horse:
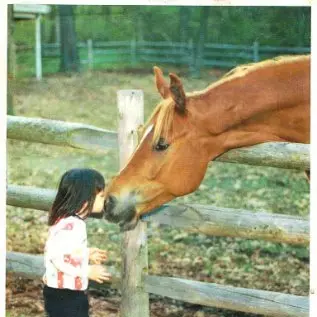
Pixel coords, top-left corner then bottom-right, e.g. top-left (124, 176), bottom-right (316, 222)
top-left (104, 55), bottom-right (310, 231)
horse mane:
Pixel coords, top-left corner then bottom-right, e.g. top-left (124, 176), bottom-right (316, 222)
top-left (141, 55), bottom-right (309, 146)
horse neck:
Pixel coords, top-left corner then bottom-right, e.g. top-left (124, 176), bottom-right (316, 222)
top-left (190, 58), bottom-right (310, 136)
top-left (188, 58), bottom-right (310, 157)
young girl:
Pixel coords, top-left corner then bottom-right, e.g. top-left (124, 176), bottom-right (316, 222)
top-left (43, 168), bottom-right (111, 317)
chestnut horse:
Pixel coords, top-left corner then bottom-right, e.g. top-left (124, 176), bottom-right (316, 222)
top-left (104, 55), bottom-right (310, 231)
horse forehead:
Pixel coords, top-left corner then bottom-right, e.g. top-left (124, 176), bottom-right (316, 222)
top-left (140, 124), bottom-right (154, 144)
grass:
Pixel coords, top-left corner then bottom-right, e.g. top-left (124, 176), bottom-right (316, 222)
top-left (6, 67), bottom-right (310, 316)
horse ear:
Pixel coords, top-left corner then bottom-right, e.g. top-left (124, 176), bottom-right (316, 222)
top-left (169, 73), bottom-right (186, 114)
top-left (153, 66), bottom-right (170, 99)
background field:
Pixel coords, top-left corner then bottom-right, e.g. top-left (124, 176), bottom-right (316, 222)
top-left (6, 67), bottom-right (309, 317)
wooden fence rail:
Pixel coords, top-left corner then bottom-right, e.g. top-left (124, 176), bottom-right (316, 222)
top-left (7, 185), bottom-right (55, 212)
top-left (216, 142), bottom-right (309, 170)
top-left (15, 40), bottom-right (310, 79)
top-left (7, 116), bottom-right (310, 170)
top-left (6, 252), bottom-right (309, 317)
top-left (145, 275), bottom-right (309, 317)
top-left (7, 185), bottom-right (309, 245)
top-left (6, 252), bottom-right (121, 289)
top-left (39, 40), bottom-right (310, 66)
top-left (7, 115), bottom-right (117, 151)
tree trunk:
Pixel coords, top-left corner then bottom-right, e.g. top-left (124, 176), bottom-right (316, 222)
top-left (134, 7), bottom-right (144, 42)
top-left (58, 5), bottom-right (80, 73)
top-left (193, 7), bottom-right (210, 78)
top-left (179, 7), bottom-right (190, 43)
top-left (7, 4), bottom-right (15, 115)
top-left (102, 6), bottom-right (111, 18)
top-left (47, 6), bottom-right (58, 44)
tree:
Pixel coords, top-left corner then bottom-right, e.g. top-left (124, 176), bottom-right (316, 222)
top-left (58, 5), bottom-right (80, 73)
top-left (135, 7), bottom-right (144, 42)
top-left (46, 6), bottom-right (60, 44)
top-left (193, 7), bottom-right (210, 77)
top-left (179, 6), bottom-right (191, 43)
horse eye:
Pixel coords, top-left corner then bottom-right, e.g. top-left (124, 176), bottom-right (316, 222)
top-left (154, 138), bottom-right (169, 152)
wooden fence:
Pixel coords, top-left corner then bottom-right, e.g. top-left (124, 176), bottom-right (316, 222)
top-left (16, 40), bottom-right (310, 78)
top-left (41, 40), bottom-right (311, 68)
top-left (6, 92), bottom-right (310, 316)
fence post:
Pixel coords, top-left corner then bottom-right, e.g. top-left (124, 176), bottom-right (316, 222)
top-left (117, 90), bottom-right (149, 317)
top-left (130, 39), bottom-right (137, 66)
top-left (7, 5), bottom-right (15, 115)
top-left (55, 15), bottom-right (60, 44)
top-left (87, 39), bottom-right (93, 70)
top-left (253, 41), bottom-right (259, 62)
top-left (35, 14), bottom-right (42, 80)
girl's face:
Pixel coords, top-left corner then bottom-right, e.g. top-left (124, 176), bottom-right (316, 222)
top-left (92, 190), bottom-right (106, 213)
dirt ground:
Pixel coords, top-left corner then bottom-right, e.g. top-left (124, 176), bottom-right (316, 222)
top-left (6, 274), bottom-right (264, 317)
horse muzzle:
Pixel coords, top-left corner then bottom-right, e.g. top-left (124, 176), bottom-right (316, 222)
top-left (103, 194), bottom-right (139, 231)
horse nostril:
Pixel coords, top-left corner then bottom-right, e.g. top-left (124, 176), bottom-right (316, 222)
top-left (105, 195), bottom-right (117, 211)
top-left (104, 195), bottom-right (120, 222)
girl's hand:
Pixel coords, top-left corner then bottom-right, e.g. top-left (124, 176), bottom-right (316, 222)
top-left (88, 265), bottom-right (111, 283)
top-left (89, 248), bottom-right (107, 264)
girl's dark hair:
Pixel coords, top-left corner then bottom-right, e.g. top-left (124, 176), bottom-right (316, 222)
top-left (48, 168), bottom-right (105, 226)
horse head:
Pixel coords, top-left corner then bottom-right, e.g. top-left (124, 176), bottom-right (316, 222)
top-left (104, 67), bottom-right (216, 231)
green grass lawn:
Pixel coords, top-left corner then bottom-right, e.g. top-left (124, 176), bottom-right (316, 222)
top-left (6, 67), bottom-right (310, 316)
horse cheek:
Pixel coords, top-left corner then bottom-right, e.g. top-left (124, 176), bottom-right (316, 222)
top-left (164, 151), bottom-right (208, 196)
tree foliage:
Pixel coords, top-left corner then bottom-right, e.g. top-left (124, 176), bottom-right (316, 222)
top-left (14, 6), bottom-right (311, 47)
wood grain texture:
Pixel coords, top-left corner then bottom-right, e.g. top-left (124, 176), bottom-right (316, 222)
top-left (145, 275), bottom-right (309, 317)
top-left (143, 204), bottom-right (309, 245)
top-left (117, 90), bottom-right (149, 317)
top-left (7, 115), bottom-right (117, 151)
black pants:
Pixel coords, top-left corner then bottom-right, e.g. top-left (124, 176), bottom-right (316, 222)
top-left (43, 285), bottom-right (89, 317)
